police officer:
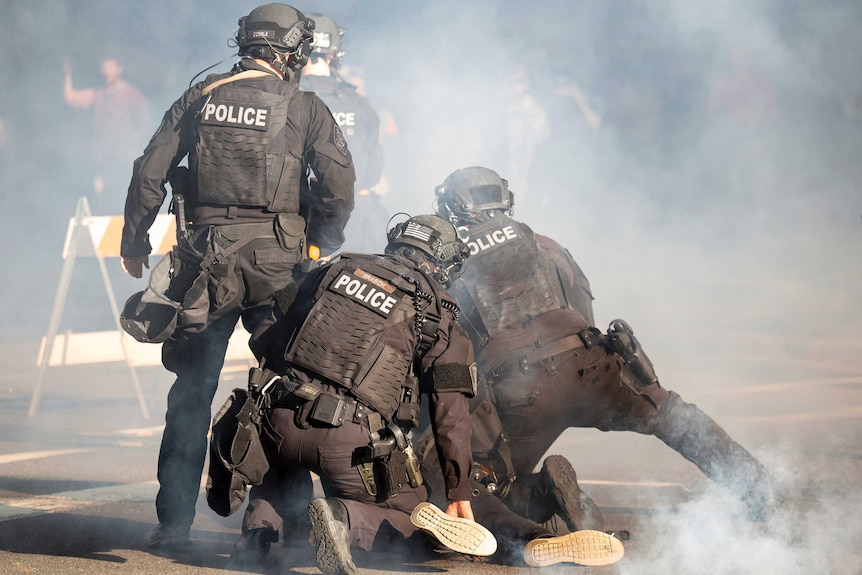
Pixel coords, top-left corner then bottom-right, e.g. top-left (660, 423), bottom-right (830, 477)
top-left (300, 13), bottom-right (388, 253)
top-left (433, 166), bottom-right (777, 521)
top-left (235, 215), bottom-right (485, 575)
top-left (119, 3), bottom-right (355, 549)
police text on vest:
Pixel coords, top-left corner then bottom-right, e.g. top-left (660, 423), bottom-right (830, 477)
top-left (467, 225), bottom-right (518, 255)
top-left (200, 102), bottom-right (271, 132)
top-left (331, 272), bottom-right (398, 316)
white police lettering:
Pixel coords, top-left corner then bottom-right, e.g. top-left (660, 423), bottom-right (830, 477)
top-left (201, 102), bottom-right (270, 131)
top-left (467, 225), bottom-right (518, 255)
top-left (332, 112), bottom-right (356, 127)
top-left (331, 272), bottom-right (398, 315)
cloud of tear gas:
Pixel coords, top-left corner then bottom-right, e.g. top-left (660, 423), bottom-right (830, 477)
top-left (613, 440), bottom-right (862, 575)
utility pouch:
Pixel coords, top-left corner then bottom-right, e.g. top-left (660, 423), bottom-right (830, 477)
top-left (206, 388), bottom-right (269, 517)
top-left (274, 212), bottom-right (306, 262)
top-left (308, 393), bottom-right (347, 427)
top-left (395, 373), bottom-right (420, 428)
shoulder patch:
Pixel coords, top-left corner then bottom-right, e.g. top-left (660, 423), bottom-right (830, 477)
top-left (332, 124), bottom-right (348, 156)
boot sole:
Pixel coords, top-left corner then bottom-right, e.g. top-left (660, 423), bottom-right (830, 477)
top-left (543, 454), bottom-right (599, 531)
top-left (524, 529), bottom-right (624, 567)
top-left (308, 499), bottom-right (356, 575)
top-left (410, 501), bottom-right (497, 556)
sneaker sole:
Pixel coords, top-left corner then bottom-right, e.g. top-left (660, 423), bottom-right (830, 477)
top-left (308, 499), bottom-right (356, 575)
top-left (524, 530), bottom-right (624, 567)
top-left (410, 501), bottom-right (497, 556)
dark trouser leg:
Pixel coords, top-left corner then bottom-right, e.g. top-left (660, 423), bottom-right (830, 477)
top-left (156, 311), bottom-right (238, 529)
top-left (543, 346), bottom-right (775, 518)
top-left (651, 396), bottom-right (775, 518)
top-left (243, 464), bottom-right (314, 539)
top-left (265, 408), bottom-right (430, 554)
top-left (503, 460), bottom-right (604, 534)
top-left (471, 489), bottom-right (547, 565)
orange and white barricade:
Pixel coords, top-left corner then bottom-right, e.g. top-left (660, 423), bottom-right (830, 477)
top-left (31, 197), bottom-right (257, 419)
top-left (30, 197), bottom-right (179, 418)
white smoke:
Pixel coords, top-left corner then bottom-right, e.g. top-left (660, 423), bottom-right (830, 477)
top-left (613, 440), bottom-right (862, 575)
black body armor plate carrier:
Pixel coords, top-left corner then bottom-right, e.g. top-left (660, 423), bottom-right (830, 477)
top-left (285, 255), bottom-right (422, 421)
top-left (194, 80), bottom-right (302, 213)
top-left (450, 219), bottom-right (567, 348)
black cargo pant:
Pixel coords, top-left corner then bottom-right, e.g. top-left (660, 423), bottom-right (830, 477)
top-left (155, 223), bottom-right (302, 531)
top-left (491, 344), bottom-right (774, 513)
top-left (246, 407), bottom-right (431, 553)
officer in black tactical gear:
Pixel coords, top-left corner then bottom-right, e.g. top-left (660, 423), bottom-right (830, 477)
top-left (119, 3), bottom-right (355, 549)
top-left (300, 12), bottom-right (388, 253)
top-left (433, 166), bottom-right (777, 522)
top-left (231, 214), bottom-right (487, 575)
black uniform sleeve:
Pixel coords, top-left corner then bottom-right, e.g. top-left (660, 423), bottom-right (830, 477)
top-left (301, 93), bottom-right (356, 256)
top-left (420, 292), bottom-right (475, 502)
top-left (537, 233), bottom-right (596, 326)
top-left (121, 82), bottom-right (204, 258)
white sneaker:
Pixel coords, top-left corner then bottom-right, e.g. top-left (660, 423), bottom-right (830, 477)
top-left (410, 501), bottom-right (497, 556)
top-left (524, 530), bottom-right (625, 567)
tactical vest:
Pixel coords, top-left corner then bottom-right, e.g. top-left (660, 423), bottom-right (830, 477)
top-left (284, 254), bottom-right (433, 421)
top-left (301, 76), bottom-right (362, 134)
top-left (192, 79), bottom-right (302, 213)
top-left (449, 218), bottom-right (568, 350)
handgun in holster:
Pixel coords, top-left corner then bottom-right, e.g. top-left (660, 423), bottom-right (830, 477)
top-left (364, 423), bottom-right (423, 499)
top-left (606, 319), bottom-right (659, 388)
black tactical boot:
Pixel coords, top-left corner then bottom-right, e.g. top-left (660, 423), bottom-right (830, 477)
top-left (538, 455), bottom-right (605, 532)
top-left (308, 498), bottom-right (355, 575)
top-left (147, 523), bottom-right (191, 551)
top-left (231, 527), bottom-right (278, 566)
top-left (653, 399), bottom-right (778, 520)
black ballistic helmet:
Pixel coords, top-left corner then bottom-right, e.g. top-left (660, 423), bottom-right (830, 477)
top-left (307, 13), bottom-right (345, 59)
top-left (385, 214), bottom-right (470, 287)
top-left (435, 166), bottom-right (514, 224)
top-left (237, 3), bottom-right (315, 70)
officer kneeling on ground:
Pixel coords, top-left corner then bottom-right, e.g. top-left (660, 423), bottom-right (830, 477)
top-left (212, 214), bottom-right (496, 575)
top-left (434, 166), bottom-right (778, 521)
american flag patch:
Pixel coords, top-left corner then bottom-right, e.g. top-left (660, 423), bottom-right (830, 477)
top-left (404, 222), bottom-right (431, 241)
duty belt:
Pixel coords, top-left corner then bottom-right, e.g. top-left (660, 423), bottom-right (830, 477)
top-left (486, 334), bottom-right (587, 382)
top-left (267, 378), bottom-right (378, 429)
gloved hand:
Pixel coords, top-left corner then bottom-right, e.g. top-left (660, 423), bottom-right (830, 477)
top-left (121, 255), bottom-right (150, 278)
